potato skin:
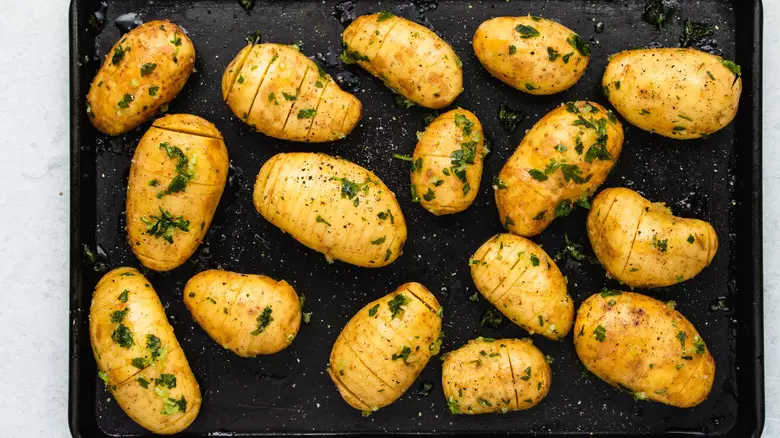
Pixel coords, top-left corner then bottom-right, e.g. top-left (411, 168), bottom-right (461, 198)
top-left (602, 48), bottom-right (742, 139)
top-left (221, 43), bottom-right (362, 142)
top-left (496, 101), bottom-right (624, 236)
top-left (253, 152), bottom-right (407, 267)
top-left (587, 187), bottom-right (718, 288)
top-left (473, 16), bottom-right (589, 95)
top-left (89, 267), bottom-right (201, 434)
top-left (342, 13), bottom-right (463, 108)
top-left (442, 338), bottom-right (551, 414)
top-left (184, 270), bottom-right (301, 357)
top-left (470, 234), bottom-right (573, 339)
top-left (411, 109), bottom-right (484, 215)
top-left (574, 291), bottom-right (715, 407)
top-left (126, 114), bottom-right (228, 271)
top-left (328, 283), bottom-right (442, 412)
top-left (87, 20), bottom-right (195, 136)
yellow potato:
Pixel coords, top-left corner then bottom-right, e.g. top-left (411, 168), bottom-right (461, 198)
top-left (253, 152), bottom-right (407, 267)
top-left (221, 43), bottom-right (362, 142)
top-left (342, 12), bottom-right (463, 108)
top-left (410, 109), bottom-right (484, 215)
top-left (126, 114), bottom-right (228, 272)
top-left (89, 267), bottom-right (201, 434)
top-left (328, 283), bottom-right (442, 412)
top-left (495, 101), bottom-right (624, 236)
top-left (473, 16), bottom-right (590, 95)
top-left (470, 234), bottom-right (573, 339)
top-left (183, 270), bottom-right (301, 357)
top-left (587, 187), bottom-right (718, 288)
top-left (574, 290), bottom-right (715, 407)
top-left (442, 338), bottom-right (551, 414)
top-left (87, 20), bottom-right (195, 136)
top-left (602, 48), bottom-right (742, 139)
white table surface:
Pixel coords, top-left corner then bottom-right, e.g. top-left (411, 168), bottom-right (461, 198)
top-left (0, 0), bottom-right (775, 436)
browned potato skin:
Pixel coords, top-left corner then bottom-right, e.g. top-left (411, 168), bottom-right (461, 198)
top-left (603, 48), bottom-right (742, 139)
top-left (495, 101), bottom-right (624, 236)
top-left (184, 270), bottom-right (301, 357)
top-left (470, 234), bottom-right (573, 339)
top-left (411, 109), bottom-right (484, 215)
top-left (328, 283), bottom-right (442, 412)
top-left (253, 152), bottom-right (407, 267)
top-left (473, 16), bottom-right (589, 95)
top-left (343, 13), bottom-right (463, 108)
top-left (442, 338), bottom-right (551, 414)
top-left (587, 187), bottom-right (718, 288)
top-left (87, 20), bottom-right (195, 136)
top-left (574, 291), bottom-right (715, 407)
top-left (89, 267), bottom-right (201, 434)
top-left (126, 114), bottom-right (228, 272)
top-left (221, 43), bottom-right (362, 142)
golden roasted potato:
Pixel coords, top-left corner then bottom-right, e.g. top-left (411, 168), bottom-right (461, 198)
top-left (328, 283), bottom-right (442, 412)
top-left (221, 43), bottom-right (362, 142)
top-left (342, 12), bottom-right (463, 108)
top-left (587, 187), bottom-right (718, 288)
top-left (602, 48), bottom-right (742, 139)
top-left (470, 234), bottom-right (573, 339)
top-left (442, 338), bottom-right (551, 414)
top-left (495, 101), bottom-right (624, 236)
top-left (409, 109), bottom-right (484, 215)
top-left (473, 16), bottom-right (590, 95)
top-left (87, 20), bottom-right (195, 136)
top-left (126, 114), bottom-right (228, 272)
top-left (90, 267), bottom-right (201, 434)
top-left (253, 152), bottom-right (407, 267)
top-left (574, 290), bottom-right (715, 407)
top-left (184, 270), bottom-right (301, 357)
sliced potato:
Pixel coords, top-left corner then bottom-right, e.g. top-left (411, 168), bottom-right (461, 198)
top-left (328, 283), bottom-right (442, 412)
top-left (184, 270), bottom-right (301, 357)
top-left (222, 43), bottom-right (362, 142)
top-left (602, 48), bottom-right (742, 139)
top-left (574, 290), bottom-right (715, 407)
top-left (253, 152), bottom-right (407, 267)
top-left (87, 20), bottom-right (195, 136)
top-left (473, 16), bottom-right (590, 95)
top-left (470, 234), bottom-right (573, 339)
top-left (495, 101), bottom-right (623, 236)
top-left (442, 338), bottom-right (551, 414)
top-left (587, 187), bottom-right (718, 288)
top-left (126, 114), bottom-right (228, 271)
top-left (342, 12), bottom-right (463, 108)
top-left (410, 109), bottom-right (484, 215)
top-left (89, 267), bottom-right (201, 434)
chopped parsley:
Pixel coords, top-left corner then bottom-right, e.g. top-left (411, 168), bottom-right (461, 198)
top-left (137, 377), bottom-right (149, 388)
top-left (391, 345), bottom-right (411, 363)
top-left (497, 103), bottom-right (526, 132)
top-left (376, 10), bottom-right (394, 22)
top-left (282, 92), bottom-right (297, 101)
top-left (515, 24), bottom-right (540, 38)
top-left (492, 175), bottom-right (508, 189)
top-left (520, 366), bottom-right (532, 381)
top-left (111, 324), bottom-right (134, 348)
top-left (567, 34), bottom-right (591, 56)
top-left (593, 325), bottom-right (606, 342)
top-left (694, 337), bottom-right (707, 354)
top-left (140, 63), bottom-right (157, 76)
top-left (110, 308), bottom-right (129, 324)
top-left (340, 49), bottom-right (370, 64)
top-left (112, 42), bottom-right (129, 65)
top-left (297, 108), bottom-right (317, 119)
top-left (250, 306), bottom-right (273, 336)
top-left (687, 234), bottom-right (695, 244)
top-left (315, 215), bottom-right (331, 226)
top-left (508, 45), bottom-right (517, 55)
top-left (371, 236), bottom-right (386, 245)
top-left (652, 235), bottom-right (668, 252)
top-left (547, 47), bottom-right (561, 61)
top-left (117, 93), bottom-right (134, 109)
top-left (368, 304), bottom-right (379, 317)
top-left (388, 294), bottom-right (410, 319)
top-left (676, 331), bottom-right (687, 349)
top-left (157, 142), bottom-right (196, 198)
top-left (162, 396), bottom-right (187, 415)
top-left (140, 208), bottom-right (190, 244)
top-left (530, 253), bottom-right (540, 266)
top-left (154, 373), bottom-right (177, 389)
top-left (600, 289), bottom-right (622, 298)
top-left (118, 289), bottom-right (129, 302)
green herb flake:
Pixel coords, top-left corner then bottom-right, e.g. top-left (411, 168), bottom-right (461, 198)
top-left (593, 325), bottom-right (606, 342)
top-left (388, 294), bottom-right (410, 319)
top-left (528, 169), bottom-right (548, 181)
top-left (508, 45), bottom-right (517, 55)
top-left (154, 373), bottom-right (177, 389)
top-left (368, 304), bottom-right (379, 317)
top-left (297, 108), bottom-right (316, 119)
top-left (652, 234), bottom-right (668, 252)
top-left (377, 10), bottom-right (394, 22)
top-left (315, 215), bottom-right (331, 226)
top-left (687, 234), bottom-right (695, 244)
top-left (110, 308), bottom-right (129, 324)
top-left (140, 63), bottom-right (157, 76)
top-left (530, 253), bottom-right (540, 266)
top-left (676, 331), bottom-right (687, 349)
top-left (515, 25), bottom-right (540, 38)
top-left (117, 93), bottom-right (134, 109)
top-left (111, 324), bottom-right (134, 348)
top-left (141, 207), bottom-right (190, 244)
top-left (547, 47), bottom-right (561, 61)
top-left (118, 289), bottom-right (129, 303)
top-left (371, 236), bottom-right (386, 245)
top-left (137, 377), bottom-right (149, 388)
top-left (567, 34), bottom-right (591, 56)
top-left (250, 306), bottom-right (273, 336)
top-left (162, 396), bottom-right (187, 415)
top-left (391, 345), bottom-right (412, 363)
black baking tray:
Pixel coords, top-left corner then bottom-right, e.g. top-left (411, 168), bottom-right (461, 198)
top-left (68, 0), bottom-right (764, 436)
